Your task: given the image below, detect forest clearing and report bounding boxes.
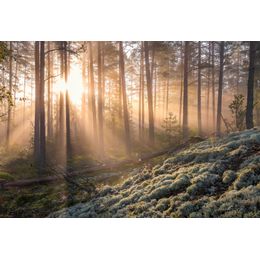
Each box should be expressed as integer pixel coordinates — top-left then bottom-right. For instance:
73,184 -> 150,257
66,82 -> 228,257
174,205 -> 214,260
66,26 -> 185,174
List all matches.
0,41 -> 259,217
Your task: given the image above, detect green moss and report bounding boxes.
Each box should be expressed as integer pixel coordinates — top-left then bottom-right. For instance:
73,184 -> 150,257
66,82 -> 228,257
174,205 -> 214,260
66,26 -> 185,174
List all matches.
0,171 -> 14,181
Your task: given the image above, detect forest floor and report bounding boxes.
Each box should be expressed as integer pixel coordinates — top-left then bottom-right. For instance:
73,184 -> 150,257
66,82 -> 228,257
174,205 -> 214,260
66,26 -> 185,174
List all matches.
49,128 -> 260,218
0,149 -> 165,217
1,128 -> 260,217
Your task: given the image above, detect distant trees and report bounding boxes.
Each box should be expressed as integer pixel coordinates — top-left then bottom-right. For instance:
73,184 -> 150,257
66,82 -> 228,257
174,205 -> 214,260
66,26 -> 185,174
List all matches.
1,41 -> 260,171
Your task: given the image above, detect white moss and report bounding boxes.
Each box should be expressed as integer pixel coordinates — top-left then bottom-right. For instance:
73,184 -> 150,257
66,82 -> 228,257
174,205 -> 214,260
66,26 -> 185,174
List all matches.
49,129 -> 260,218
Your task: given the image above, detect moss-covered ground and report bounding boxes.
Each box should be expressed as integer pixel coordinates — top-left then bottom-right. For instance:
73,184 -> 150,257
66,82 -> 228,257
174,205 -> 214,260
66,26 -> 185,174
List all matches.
49,128 -> 260,217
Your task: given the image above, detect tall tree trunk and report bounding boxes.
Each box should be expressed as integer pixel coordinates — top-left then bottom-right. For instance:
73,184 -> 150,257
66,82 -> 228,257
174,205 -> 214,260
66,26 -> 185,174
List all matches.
166,60 -> 170,116
47,42 -> 53,139
88,42 -> 97,140
144,41 -> 155,144
246,41 -> 256,129
98,42 -> 104,157
153,66 -> 157,124
34,41 -> 40,165
64,41 -> 72,159
211,41 -> 216,132
141,42 -> 145,140
206,42 -> 211,130
182,41 -> 189,140
39,41 -> 46,169
81,51 -> 87,133
216,41 -> 224,136
23,66 -> 27,132
6,42 -> 13,148
197,41 -> 202,136
138,50 -> 142,141
119,42 -> 131,155
179,43 -> 183,126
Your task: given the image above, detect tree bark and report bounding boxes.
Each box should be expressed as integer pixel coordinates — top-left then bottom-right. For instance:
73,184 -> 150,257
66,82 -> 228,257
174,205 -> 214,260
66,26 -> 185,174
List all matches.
246,41 -> 256,129
98,42 -> 104,157
119,42 -> 131,155
182,41 -> 189,140
39,41 -> 46,169
197,41 -> 202,136
211,41 -> 216,132
88,42 -> 97,140
6,42 -> 13,148
216,41 -> 224,136
144,41 -> 155,144
34,41 -> 40,165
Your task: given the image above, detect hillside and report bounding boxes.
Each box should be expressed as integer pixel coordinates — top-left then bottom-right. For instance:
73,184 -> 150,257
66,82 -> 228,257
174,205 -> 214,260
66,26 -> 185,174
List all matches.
50,128 -> 260,217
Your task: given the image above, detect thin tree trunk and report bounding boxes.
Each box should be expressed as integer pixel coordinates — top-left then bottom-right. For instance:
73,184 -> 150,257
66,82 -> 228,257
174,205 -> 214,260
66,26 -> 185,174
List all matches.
246,41 -> 256,129
153,66 -> 157,124
34,41 -> 40,165
39,41 -> 46,169
216,41 -> 224,136
98,42 -> 104,157
88,42 -> 97,140
166,60 -> 170,116
211,41 -> 216,132
47,42 -> 52,139
179,43 -> 183,125
144,41 -> 155,144
119,42 -> 131,155
64,41 -> 72,159
141,43 -> 145,139
197,41 -> 202,136
23,66 -> 27,131
6,42 -> 13,148
206,42 -> 211,130
182,41 -> 189,140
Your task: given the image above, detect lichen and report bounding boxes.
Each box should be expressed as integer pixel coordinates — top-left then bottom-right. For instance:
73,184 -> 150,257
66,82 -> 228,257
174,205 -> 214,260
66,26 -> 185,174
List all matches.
49,129 -> 260,218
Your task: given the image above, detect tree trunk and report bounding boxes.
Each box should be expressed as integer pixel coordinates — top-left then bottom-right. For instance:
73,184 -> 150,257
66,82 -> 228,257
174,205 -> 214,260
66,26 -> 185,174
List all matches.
34,41 -> 40,165
119,42 -> 131,155
216,41 -> 224,136
166,60 -> 170,116
211,41 -> 216,132
182,41 -> 189,140
179,43 -> 183,125
141,42 -> 145,140
47,42 -> 53,139
144,41 -> 155,144
197,41 -> 202,136
88,42 -> 97,140
39,41 -> 46,169
97,42 -> 104,157
6,42 -> 13,148
206,42 -> 211,130
64,41 -> 72,159
246,41 -> 256,129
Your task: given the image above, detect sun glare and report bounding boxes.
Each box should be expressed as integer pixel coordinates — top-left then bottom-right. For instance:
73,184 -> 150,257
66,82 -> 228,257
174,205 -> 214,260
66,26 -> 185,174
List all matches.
54,63 -> 83,107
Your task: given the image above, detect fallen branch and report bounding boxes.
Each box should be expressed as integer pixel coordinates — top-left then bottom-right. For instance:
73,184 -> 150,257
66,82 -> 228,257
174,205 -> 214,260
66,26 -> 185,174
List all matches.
1,137 -> 204,189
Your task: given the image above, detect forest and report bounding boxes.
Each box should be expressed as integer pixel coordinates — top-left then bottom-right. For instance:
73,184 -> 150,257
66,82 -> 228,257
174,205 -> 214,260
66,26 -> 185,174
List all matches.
0,41 -> 260,217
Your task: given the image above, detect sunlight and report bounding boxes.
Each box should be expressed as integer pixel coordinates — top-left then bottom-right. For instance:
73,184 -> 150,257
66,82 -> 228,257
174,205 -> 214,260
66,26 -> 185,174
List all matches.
54,63 -> 84,107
